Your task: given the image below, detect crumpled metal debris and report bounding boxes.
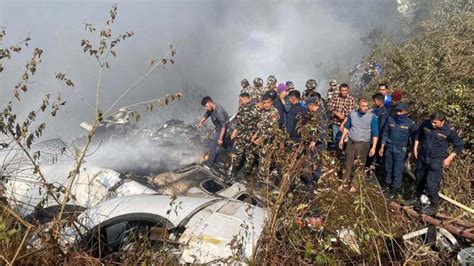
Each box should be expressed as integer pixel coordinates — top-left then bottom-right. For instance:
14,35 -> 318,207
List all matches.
336,228 -> 361,254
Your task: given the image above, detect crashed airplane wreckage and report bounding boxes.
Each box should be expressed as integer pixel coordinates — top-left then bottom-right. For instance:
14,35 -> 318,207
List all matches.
5,164 -> 266,263
2,114 -> 267,263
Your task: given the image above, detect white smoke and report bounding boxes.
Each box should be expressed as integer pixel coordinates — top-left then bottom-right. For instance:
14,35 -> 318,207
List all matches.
0,0 -> 404,140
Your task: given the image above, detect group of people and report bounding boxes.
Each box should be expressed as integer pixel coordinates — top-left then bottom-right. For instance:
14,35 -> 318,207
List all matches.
197,76 -> 463,216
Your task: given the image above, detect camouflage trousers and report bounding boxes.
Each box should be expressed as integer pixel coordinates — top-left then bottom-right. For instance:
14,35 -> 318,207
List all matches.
232,137 -> 251,170
242,142 -> 272,182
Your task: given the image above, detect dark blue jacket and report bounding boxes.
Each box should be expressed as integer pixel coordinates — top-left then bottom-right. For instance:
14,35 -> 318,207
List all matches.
286,102 -> 308,142
384,95 -> 392,108
273,98 -> 286,129
372,106 -> 389,133
417,119 -> 463,158
381,115 -> 417,147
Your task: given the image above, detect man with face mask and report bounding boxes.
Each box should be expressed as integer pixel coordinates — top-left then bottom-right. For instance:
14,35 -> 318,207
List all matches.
378,103 -> 418,199
339,97 -> 379,193
406,111 -> 463,215
197,96 -> 231,167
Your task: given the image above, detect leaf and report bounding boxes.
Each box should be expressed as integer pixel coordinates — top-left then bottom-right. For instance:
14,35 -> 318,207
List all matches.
7,229 -> 18,236
14,90 -> 20,101
296,203 -> 308,211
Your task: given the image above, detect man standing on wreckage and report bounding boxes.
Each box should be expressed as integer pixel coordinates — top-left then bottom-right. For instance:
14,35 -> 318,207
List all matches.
197,96 -> 232,168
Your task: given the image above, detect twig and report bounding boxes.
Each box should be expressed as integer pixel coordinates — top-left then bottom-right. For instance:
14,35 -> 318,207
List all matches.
1,205 -> 36,229
10,225 -> 32,265
104,46 -> 176,116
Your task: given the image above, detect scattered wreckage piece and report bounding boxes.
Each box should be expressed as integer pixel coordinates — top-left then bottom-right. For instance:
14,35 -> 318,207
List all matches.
457,247 -> 474,265
402,227 -> 460,252
4,165 -> 156,220
149,164 -> 264,207
388,201 -> 474,241
335,228 -> 361,255
60,194 -> 267,264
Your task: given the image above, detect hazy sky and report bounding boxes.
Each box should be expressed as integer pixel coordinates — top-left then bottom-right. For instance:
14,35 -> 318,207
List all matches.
0,0 -> 403,139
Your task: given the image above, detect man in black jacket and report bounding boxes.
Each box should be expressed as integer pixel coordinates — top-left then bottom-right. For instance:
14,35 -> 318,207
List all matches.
408,111 -> 463,215
286,90 -> 308,143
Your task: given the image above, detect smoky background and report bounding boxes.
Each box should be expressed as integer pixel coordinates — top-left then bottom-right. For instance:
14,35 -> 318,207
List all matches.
0,0 -> 414,141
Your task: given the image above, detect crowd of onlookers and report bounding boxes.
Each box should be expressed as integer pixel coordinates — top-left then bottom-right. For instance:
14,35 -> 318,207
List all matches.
197,76 -> 463,216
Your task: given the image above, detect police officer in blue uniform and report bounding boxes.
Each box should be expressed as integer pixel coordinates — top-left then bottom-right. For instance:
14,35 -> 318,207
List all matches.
378,103 -> 417,199
409,111 -> 463,215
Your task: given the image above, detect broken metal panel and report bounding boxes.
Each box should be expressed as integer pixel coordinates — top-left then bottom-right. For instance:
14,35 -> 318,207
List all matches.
4,164 -> 157,217
59,194 -> 266,264
178,199 -> 267,264
72,195 -> 217,232
217,183 -> 247,198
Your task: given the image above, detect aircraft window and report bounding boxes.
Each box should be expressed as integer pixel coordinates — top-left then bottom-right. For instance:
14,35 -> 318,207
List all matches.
201,179 -> 224,194
80,219 -> 170,259
237,193 -> 259,206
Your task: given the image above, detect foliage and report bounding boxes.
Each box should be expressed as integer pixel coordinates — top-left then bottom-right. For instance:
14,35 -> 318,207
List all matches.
368,0 -> 474,147
364,0 -> 473,209
0,4 -> 180,265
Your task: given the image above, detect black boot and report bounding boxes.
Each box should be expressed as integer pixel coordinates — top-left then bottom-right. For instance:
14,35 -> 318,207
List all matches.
401,197 -> 420,207
387,188 -> 400,200
421,204 -> 438,216
381,182 -> 391,193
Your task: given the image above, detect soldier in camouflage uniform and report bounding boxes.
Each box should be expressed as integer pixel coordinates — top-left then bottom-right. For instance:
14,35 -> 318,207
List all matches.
242,77 -> 265,102
245,93 -> 280,181
303,79 -> 318,100
240,79 -> 250,92
286,80 -> 295,91
230,93 -> 261,178
265,75 -> 278,92
298,96 -> 329,188
326,79 -> 338,102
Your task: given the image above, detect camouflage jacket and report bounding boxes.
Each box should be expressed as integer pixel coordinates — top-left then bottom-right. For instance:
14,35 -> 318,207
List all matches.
298,109 -> 329,150
242,85 -> 264,101
235,104 -> 260,140
256,106 -> 279,143
303,89 -> 317,100
326,88 -> 337,102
